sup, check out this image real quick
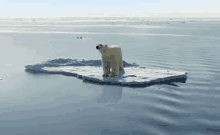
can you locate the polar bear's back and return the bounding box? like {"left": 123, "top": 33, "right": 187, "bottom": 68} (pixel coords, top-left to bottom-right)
{"left": 108, "top": 45, "right": 122, "bottom": 57}
{"left": 109, "top": 45, "right": 119, "bottom": 48}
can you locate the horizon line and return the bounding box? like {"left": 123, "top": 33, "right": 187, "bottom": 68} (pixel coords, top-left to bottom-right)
{"left": 1, "top": 12, "right": 220, "bottom": 18}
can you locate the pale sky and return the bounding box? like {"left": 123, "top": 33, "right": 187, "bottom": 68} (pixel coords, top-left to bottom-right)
{"left": 0, "top": 0, "right": 220, "bottom": 17}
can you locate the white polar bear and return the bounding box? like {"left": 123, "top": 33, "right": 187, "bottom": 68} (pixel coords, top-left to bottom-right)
{"left": 96, "top": 44, "right": 125, "bottom": 78}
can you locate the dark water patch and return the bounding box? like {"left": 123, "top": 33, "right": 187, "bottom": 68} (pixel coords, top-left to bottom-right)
{"left": 142, "top": 57, "right": 173, "bottom": 64}
{"left": 150, "top": 61, "right": 172, "bottom": 68}
{"left": 152, "top": 119, "right": 220, "bottom": 135}
{"left": 141, "top": 63, "right": 174, "bottom": 71}
{"left": 188, "top": 80, "right": 216, "bottom": 87}
{"left": 146, "top": 101, "right": 189, "bottom": 117}
{"left": 151, "top": 95, "right": 188, "bottom": 109}
{"left": 142, "top": 55, "right": 174, "bottom": 65}
{"left": 186, "top": 66, "right": 213, "bottom": 73}
{"left": 153, "top": 89, "right": 185, "bottom": 100}
{"left": 189, "top": 75, "right": 215, "bottom": 83}
{"left": 131, "top": 94, "right": 193, "bottom": 116}
{"left": 138, "top": 112, "right": 179, "bottom": 129}
{"left": 194, "top": 64, "right": 220, "bottom": 71}
{"left": 137, "top": 113, "right": 179, "bottom": 127}
{"left": 130, "top": 93, "right": 186, "bottom": 108}
{"left": 196, "top": 58, "right": 220, "bottom": 66}
{"left": 191, "top": 70, "right": 216, "bottom": 76}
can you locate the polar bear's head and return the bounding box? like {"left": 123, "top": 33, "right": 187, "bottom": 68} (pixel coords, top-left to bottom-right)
{"left": 96, "top": 44, "right": 108, "bottom": 54}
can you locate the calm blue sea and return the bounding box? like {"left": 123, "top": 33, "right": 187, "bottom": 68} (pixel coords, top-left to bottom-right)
{"left": 0, "top": 17, "right": 220, "bottom": 135}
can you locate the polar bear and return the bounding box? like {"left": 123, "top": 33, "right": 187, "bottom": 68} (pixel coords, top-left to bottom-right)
{"left": 96, "top": 44, "right": 125, "bottom": 78}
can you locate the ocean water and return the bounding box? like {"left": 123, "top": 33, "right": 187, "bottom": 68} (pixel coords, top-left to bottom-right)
{"left": 0, "top": 17, "right": 220, "bottom": 135}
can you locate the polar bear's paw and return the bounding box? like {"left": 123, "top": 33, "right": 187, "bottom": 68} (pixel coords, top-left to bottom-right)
{"left": 109, "top": 73, "right": 117, "bottom": 78}
{"left": 103, "top": 73, "right": 111, "bottom": 78}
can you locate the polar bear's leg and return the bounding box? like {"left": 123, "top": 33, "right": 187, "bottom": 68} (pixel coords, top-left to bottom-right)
{"left": 119, "top": 59, "right": 124, "bottom": 72}
{"left": 103, "top": 61, "right": 111, "bottom": 77}
{"left": 106, "top": 62, "right": 111, "bottom": 75}
{"left": 110, "top": 61, "right": 120, "bottom": 78}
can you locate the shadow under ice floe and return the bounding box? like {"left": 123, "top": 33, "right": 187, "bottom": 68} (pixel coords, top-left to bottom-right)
{"left": 25, "top": 58, "right": 187, "bottom": 88}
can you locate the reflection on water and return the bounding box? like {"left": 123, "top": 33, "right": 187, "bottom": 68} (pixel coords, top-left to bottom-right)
{"left": 96, "top": 85, "right": 122, "bottom": 103}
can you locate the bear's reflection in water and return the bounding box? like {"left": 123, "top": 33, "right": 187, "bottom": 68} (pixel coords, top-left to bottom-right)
{"left": 96, "top": 85, "right": 122, "bottom": 103}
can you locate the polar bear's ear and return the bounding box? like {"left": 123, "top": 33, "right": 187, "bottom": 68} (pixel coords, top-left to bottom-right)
{"left": 105, "top": 45, "right": 107, "bottom": 47}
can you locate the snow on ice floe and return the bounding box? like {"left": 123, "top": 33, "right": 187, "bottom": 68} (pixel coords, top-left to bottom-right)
{"left": 25, "top": 58, "right": 187, "bottom": 88}
{"left": 42, "top": 66, "right": 187, "bottom": 87}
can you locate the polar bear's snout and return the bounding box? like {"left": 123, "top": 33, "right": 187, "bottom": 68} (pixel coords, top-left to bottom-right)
{"left": 96, "top": 46, "right": 99, "bottom": 49}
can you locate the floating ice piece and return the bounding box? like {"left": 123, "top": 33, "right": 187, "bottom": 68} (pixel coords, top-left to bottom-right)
{"left": 42, "top": 66, "right": 187, "bottom": 88}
